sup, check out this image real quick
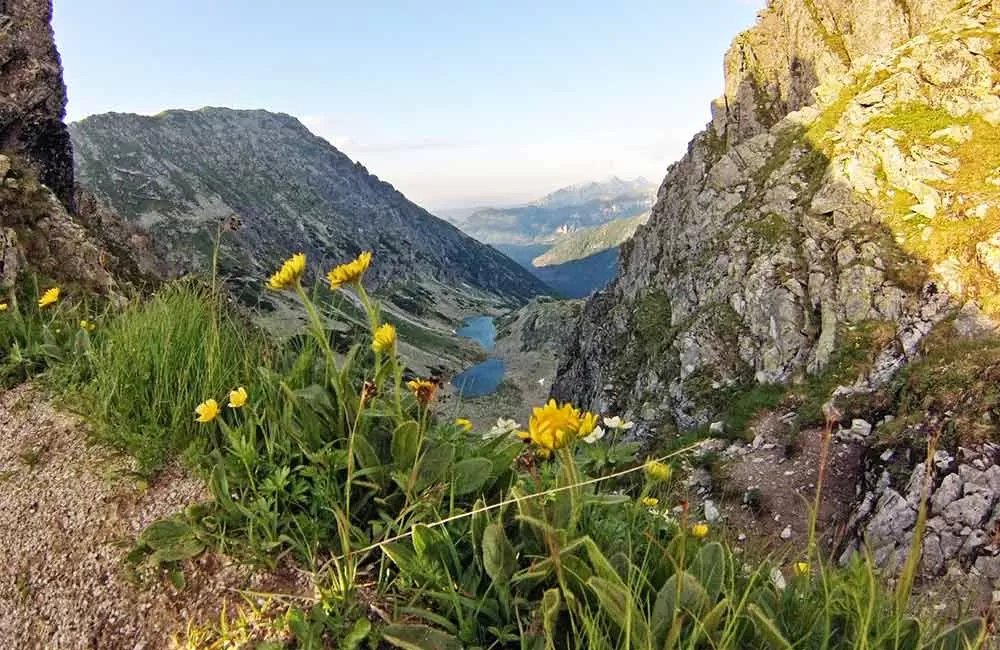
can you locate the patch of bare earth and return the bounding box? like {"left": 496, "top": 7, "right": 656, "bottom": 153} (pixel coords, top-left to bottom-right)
{"left": 0, "top": 385, "right": 309, "bottom": 649}
{"left": 711, "top": 413, "right": 864, "bottom": 556}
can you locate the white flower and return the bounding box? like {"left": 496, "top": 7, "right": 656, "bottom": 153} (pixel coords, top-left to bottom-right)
{"left": 603, "top": 416, "right": 635, "bottom": 430}
{"left": 581, "top": 426, "right": 606, "bottom": 444}
{"left": 484, "top": 417, "right": 520, "bottom": 439}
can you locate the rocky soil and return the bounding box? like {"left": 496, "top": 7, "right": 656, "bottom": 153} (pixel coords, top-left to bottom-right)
{"left": 0, "top": 385, "right": 308, "bottom": 649}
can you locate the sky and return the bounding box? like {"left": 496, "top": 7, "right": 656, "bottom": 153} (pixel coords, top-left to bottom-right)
{"left": 53, "top": 1, "right": 764, "bottom": 210}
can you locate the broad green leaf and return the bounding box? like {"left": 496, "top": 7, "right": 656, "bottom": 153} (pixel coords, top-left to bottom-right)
{"left": 139, "top": 519, "right": 192, "bottom": 550}
{"left": 415, "top": 443, "right": 455, "bottom": 491}
{"left": 689, "top": 542, "right": 726, "bottom": 599}
{"left": 651, "top": 571, "right": 709, "bottom": 638}
{"left": 342, "top": 617, "right": 371, "bottom": 650}
{"left": 747, "top": 603, "right": 793, "bottom": 650}
{"left": 471, "top": 498, "right": 489, "bottom": 555}
{"left": 392, "top": 421, "right": 420, "bottom": 469}
{"left": 587, "top": 576, "right": 651, "bottom": 649}
{"left": 452, "top": 457, "right": 493, "bottom": 496}
{"left": 482, "top": 522, "right": 518, "bottom": 586}
{"left": 148, "top": 537, "right": 205, "bottom": 564}
{"left": 382, "top": 624, "right": 462, "bottom": 650}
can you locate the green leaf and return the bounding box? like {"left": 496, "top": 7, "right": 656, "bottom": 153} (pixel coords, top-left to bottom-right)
{"left": 382, "top": 624, "right": 463, "bottom": 650}
{"left": 541, "top": 588, "right": 561, "bottom": 643}
{"left": 415, "top": 443, "right": 455, "bottom": 491}
{"left": 651, "top": 571, "right": 709, "bottom": 638}
{"left": 924, "top": 618, "right": 986, "bottom": 650}
{"left": 168, "top": 568, "right": 186, "bottom": 590}
{"left": 471, "top": 498, "right": 489, "bottom": 555}
{"left": 148, "top": 537, "right": 205, "bottom": 564}
{"left": 482, "top": 523, "right": 518, "bottom": 586}
{"left": 412, "top": 524, "right": 444, "bottom": 564}
{"left": 342, "top": 617, "right": 371, "bottom": 650}
{"left": 583, "top": 493, "right": 631, "bottom": 506}
{"left": 689, "top": 542, "right": 726, "bottom": 599}
{"left": 139, "top": 519, "right": 192, "bottom": 550}
{"left": 747, "top": 603, "right": 793, "bottom": 650}
{"left": 452, "top": 457, "right": 493, "bottom": 496}
{"left": 587, "top": 576, "right": 650, "bottom": 649}
{"left": 392, "top": 421, "right": 420, "bottom": 469}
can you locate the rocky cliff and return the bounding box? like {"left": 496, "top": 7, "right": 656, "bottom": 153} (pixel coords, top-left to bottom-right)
{"left": 0, "top": 0, "right": 153, "bottom": 294}
{"left": 554, "top": 0, "right": 1000, "bottom": 432}
{"left": 70, "top": 108, "right": 549, "bottom": 305}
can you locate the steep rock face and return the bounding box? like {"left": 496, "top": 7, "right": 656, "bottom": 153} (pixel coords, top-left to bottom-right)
{"left": 554, "top": 0, "right": 1000, "bottom": 431}
{"left": 70, "top": 108, "right": 549, "bottom": 304}
{"left": 714, "top": 0, "right": 964, "bottom": 146}
{"left": 0, "top": 0, "right": 74, "bottom": 210}
{"left": 0, "top": 0, "right": 151, "bottom": 294}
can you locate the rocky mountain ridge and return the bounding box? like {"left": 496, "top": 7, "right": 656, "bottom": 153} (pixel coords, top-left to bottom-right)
{"left": 554, "top": 0, "right": 1000, "bottom": 433}
{"left": 70, "top": 108, "right": 549, "bottom": 306}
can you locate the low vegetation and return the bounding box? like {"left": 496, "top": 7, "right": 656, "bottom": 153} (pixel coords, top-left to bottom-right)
{"left": 0, "top": 253, "right": 989, "bottom": 649}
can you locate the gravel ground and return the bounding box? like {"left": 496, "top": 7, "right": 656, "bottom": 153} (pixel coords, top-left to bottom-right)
{"left": 0, "top": 385, "right": 307, "bottom": 649}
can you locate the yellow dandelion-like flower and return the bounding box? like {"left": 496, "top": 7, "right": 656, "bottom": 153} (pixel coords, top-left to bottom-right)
{"left": 266, "top": 253, "right": 306, "bottom": 291}
{"left": 577, "top": 411, "right": 599, "bottom": 438}
{"left": 517, "top": 399, "right": 583, "bottom": 453}
{"left": 327, "top": 251, "right": 372, "bottom": 290}
{"left": 228, "top": 386, "right": 248, "bottom": 409}
{"left": 455, "top": 418, "right": 473, "bottom": 433}
{"left": 371, "top": 322, "right": 396, "bottom": 354}
{"left": 79, "top": 319, "right": 96, "bottom": 331}
{"left": 194, "top": 399, "right": 220, "bottom": 423}
{"left": 407, "top": 378, "right": 438, "bottom": 405}
{"left": 641, "top": 497, "right": 659, "bottom": 508}
{"left": 794, "top": 562, "right": 810, "bottom": 576}
{"left": 0, "top": 303, "right": 8, "bottom": 312}
{"left": 38, "top": 287, "right": 60, "bottom": 308}
{"left": 691, "top": 523, "right": 709, "bottom": 538}
{"left": 645, "top": 460, "right": 673, "bottom": 483}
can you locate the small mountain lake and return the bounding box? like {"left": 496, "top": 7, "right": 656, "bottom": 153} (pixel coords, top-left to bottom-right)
{"left": 452, "top": 316, "right": 506, "bottom": 397}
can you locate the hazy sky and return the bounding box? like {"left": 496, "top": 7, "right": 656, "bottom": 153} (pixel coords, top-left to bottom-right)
{"left": 53, "top": 1, "right": 764, "bottom": 210}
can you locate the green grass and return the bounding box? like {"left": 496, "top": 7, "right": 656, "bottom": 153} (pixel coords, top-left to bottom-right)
{"left": 1, "top": 266, "right": 992, "bottom": 649}
{"left": 83, "top": 282, "right": 264, "bottom": 472}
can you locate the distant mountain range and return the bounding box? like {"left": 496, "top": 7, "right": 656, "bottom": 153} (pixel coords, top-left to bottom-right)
{"left": 446, "top": 178, "right": 655, "bottom": 299}
{"left": 444, "top": 177, "right": 655, "bottom": 246}
{"left": 532, "top": 211, "right": 650, "bottom": 268}
{"left": 69, "top": 108, "right": 549, "bottom": 306}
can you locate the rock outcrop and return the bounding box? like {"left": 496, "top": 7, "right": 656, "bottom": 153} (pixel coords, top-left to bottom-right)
{"left": 0, "top": 0, "right": 154, "bottom": 294}
{"left": 554, "top": 0, "right": 1000, "bottom": 433}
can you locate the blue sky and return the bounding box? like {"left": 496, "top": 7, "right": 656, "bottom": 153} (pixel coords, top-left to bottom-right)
{"left": 53, "top": 1, "right": 763, "bottom": 209}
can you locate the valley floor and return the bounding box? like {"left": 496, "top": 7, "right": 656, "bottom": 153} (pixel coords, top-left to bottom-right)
{"left": 0, "top": 385, "right": 307, "bottom": 649}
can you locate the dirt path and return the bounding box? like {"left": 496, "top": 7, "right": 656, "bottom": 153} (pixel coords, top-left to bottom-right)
{"left": 0, "top": 385, "right": 305, "bottom": 649}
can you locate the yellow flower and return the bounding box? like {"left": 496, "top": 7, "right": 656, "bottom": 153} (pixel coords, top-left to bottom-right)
{"left": 691, "top": 523, "right": 709, "bottom": 538}
{"left": 645, "top": 460, "right": 673, "bottom": 483}
{"left": 327, "top": 251, "right": 372, "bottom": 290}
{"left": 455, "top": 418, "right": 473, "bottom": 433}
{"left": 641, "top": 497, "right": 659, "bottom": 508}
{"left": 79, "top": 319, "right": 96, "bottom": 331}
{"left": 194, "top": 399, "right": 220, "bottom": 423}
{"left": 371, "top": 322, "right": 396, "bottom": 354}
{"left": 407, "top": 378, "right": 438, "bottom": 405}
{"left": 228, "top": 386, "right": 248, "bottom": 409}
{"left": 517, "top": 399, "right": 583, "bottom": 453}
{"left": 577, "top": 411, "right": 599, "bottom": 438}
{"left": 266, "top": 253, "right": 306, "bottom": 291}
{"left": 0, "top": 303, "right": 8, "bottom": 312}
{"left": 38, "top": 287, "right": 60, "bottom": 308}
{"left": 794, "top": 562, "right": 810, "bottom": 576}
